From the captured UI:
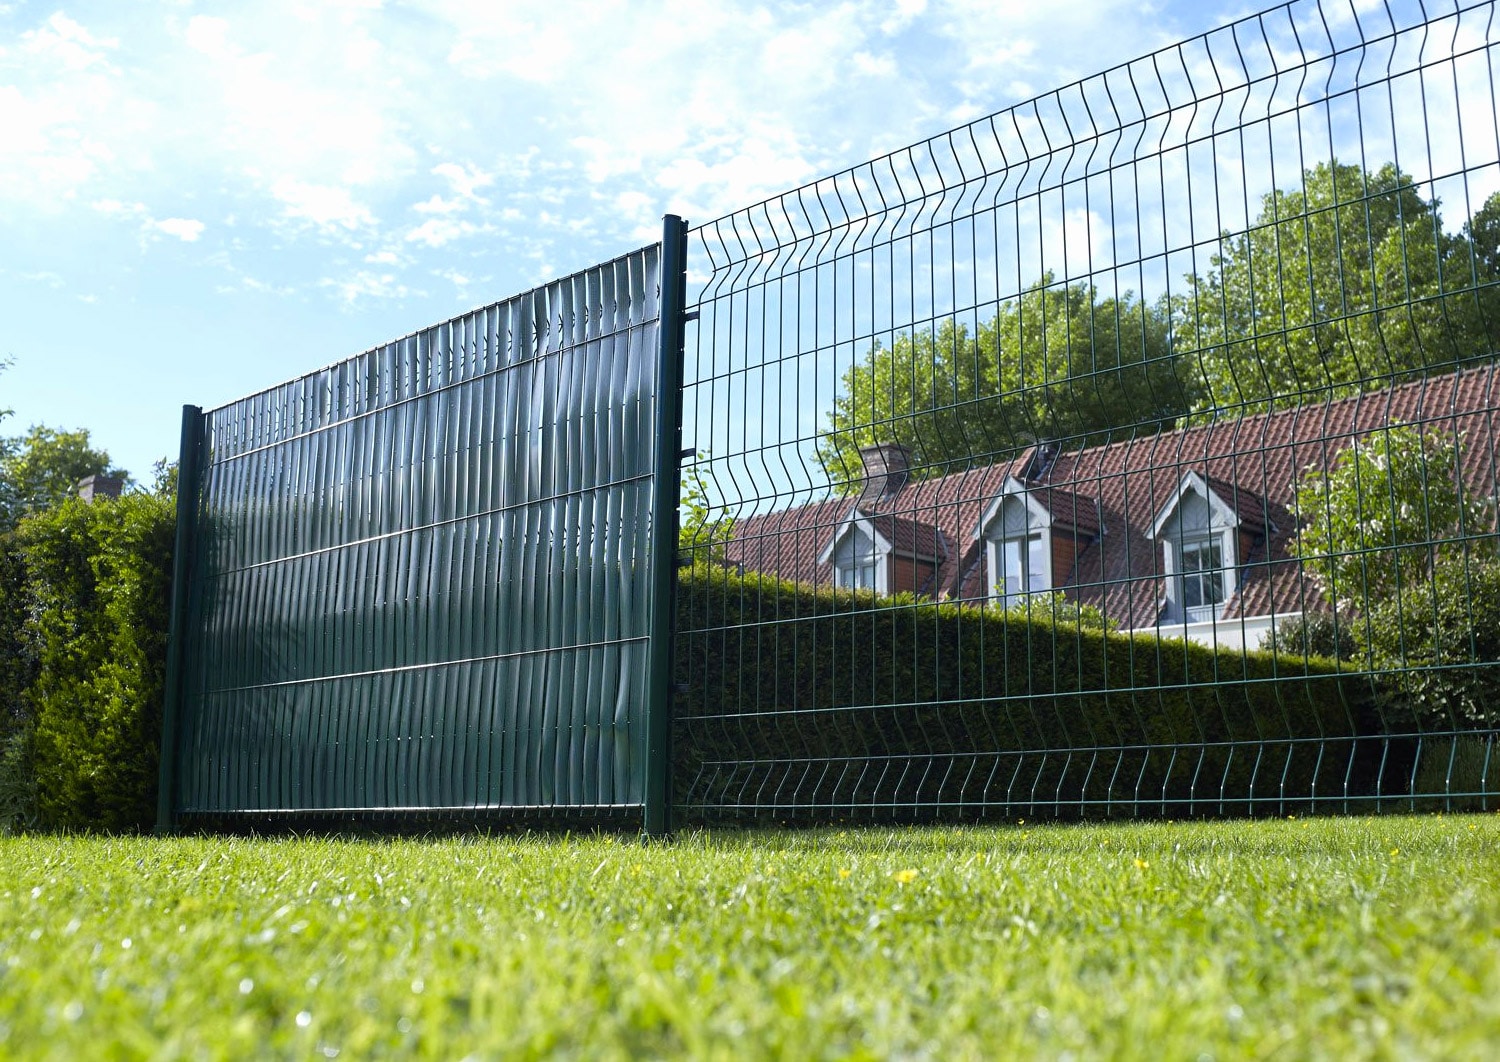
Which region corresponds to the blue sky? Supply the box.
[1,0,1289,480]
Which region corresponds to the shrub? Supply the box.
[991,590,1110,631]
[1258,612,1358,661]
[1290,424,1490,609]
[1365,552,1500,729]
[0,531,37,832]
[10,493,174,831]
[674,569,1379,821]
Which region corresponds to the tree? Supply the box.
[0,425,125,530]
[1177,162,1500,417]
[679,457,734,567]
[1365,553,1500,728]
[1465,190,1500,278]
[7,490,174,831]
[1290,423,1492,609]
[818,277,1191,491]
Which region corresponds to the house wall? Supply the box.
[892,556,934,594]
[1127,611,1304,651]
[1051,532,1079,586]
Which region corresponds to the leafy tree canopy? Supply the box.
[1176,162,1500,417]
[1290,423,1493,607]
[680,457,734,566]
[0,425,125,530]
[817,277,1192,492]
[818,162,1500,492]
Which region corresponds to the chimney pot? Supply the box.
[77,474,125,503]
[857,443,911,504]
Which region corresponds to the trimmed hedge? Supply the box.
[0,494,174,832]
[1366,555,1500,730]
[674,569,1386,821]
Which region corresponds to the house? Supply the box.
[724,365,1500,649]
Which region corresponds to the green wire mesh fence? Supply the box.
[675,0,1500,822]
[159,0,1500,832]
[159,235,685,831]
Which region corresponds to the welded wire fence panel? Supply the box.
[168,246,664,821]
[676,0,1500,822]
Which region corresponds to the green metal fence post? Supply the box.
[644,214,689,837]
[155,404,204,833]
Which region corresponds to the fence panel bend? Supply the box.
[673,0,1500,823]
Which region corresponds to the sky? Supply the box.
[1,0,1310,480]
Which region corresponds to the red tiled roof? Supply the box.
[860,510,946,561]
[725,365,1500,627]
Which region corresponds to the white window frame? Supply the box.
[1176,534,1229,621]
[988,530,1051,605]
[976,477,1053,606]
[1150,473,1240,623]
[819,511,893,595]
[834,552,883,592]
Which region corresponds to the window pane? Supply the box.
[838,560,879,590]
[1181,540,1225,608]
[1027,534,1047,592]
[1184,570,1204,608]
[1002,539,1024,597]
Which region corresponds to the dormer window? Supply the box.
[819,508,944,596]
[998,532,1048,601]
[977,477,1054,606]
[1148,472,1256,624]
[836,543,881,590]
[827,520,889,593]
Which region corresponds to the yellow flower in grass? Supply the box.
[838,868,851,880]
[1133,858,1149,870]
[892,869,919,884]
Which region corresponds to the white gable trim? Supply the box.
[974,476,1053,540]
[815,508,894,567]
[1147,470,1241,540]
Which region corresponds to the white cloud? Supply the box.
[319,270,412,304]
[183,15,232,59]
[882,0,928,34]
[432,162,493,201]
[88,199,206,244]
[92,199,148,218]
[272,179,376,232]
[852,52,897,77]
[434,268,471,291]
[22,13,118,71]
[405,217,486,247]
[2,0,1423,318]
[413,194,464,215]
[154,217,205,242]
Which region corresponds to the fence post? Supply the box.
[155,404,204,833]
[644,215,689,837]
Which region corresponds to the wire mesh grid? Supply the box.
[675,0,1500,822]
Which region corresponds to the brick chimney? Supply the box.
[77,474,125,503]
[857,443,911,505]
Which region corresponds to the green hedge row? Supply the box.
[4,510,1489,832]
[0,493,174,832]
[673,569,1394,821]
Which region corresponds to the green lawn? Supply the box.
[2,817,1498,1060]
